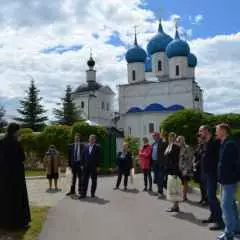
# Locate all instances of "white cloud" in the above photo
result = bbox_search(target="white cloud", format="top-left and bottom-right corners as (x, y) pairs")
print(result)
(195, 14), (203, 24)
(189, 14), (204, 25)
(0, 0), (239, 122)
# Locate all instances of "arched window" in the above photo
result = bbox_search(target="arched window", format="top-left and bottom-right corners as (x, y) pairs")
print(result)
(101, 101), (105, 110)
(176, 65), (180, 76)
(132, 70), (136, 81)
(81, 101), (84, 108)
(158, 60), (162, 71)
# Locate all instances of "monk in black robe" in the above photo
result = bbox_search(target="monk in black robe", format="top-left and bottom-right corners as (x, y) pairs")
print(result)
(0, 123), (31, 230)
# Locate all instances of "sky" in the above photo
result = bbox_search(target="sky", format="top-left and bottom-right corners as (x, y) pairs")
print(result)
(0, 0), (240, 120)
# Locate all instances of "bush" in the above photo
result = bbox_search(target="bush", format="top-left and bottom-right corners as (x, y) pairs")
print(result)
(71, 122), (107, 141)
(35, 125), (71, 159)
(161, 109), (208, 145)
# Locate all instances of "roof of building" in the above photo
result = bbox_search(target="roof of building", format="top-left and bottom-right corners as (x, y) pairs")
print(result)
(74, 81), (102, 94)
(166, 29), (190, 58)
(125, 32), (147, 63)
(188, 53), (197, 67)
(147, 20), (173, 55)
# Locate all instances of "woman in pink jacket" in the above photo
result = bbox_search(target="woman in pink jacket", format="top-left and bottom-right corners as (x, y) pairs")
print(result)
(138, 137), (152, 191)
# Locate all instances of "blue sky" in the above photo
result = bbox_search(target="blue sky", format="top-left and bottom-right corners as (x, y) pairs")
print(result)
(146, 0), (240, 38)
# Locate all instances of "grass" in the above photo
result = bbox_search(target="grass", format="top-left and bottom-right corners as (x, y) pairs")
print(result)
(25, 170), (46, 177)
(0, 206), (49, 240)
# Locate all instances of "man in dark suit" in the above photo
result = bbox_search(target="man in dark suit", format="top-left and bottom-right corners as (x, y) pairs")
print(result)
(198, 125), (224, 231)
(81, 134), (101, 198)
(66, 133), (84, 196)
(151, 132), (167, 198)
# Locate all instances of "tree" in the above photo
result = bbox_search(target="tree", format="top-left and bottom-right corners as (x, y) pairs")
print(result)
(15, 80), (47, 131)
(161, 109), (209, 145)
(0, 106), (7, 131)
(54, 85), (81, 126)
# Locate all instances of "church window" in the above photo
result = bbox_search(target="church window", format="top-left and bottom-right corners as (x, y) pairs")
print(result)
(101, 101), (105, 110)
(81, 101), (84, 108)
(106, 103), (110, 111)
(143, 125), (147, 135)
(128, 127), (131, 136)
(176, 65), (180, 76)
(132, 70), (136, 81)
(158, 60), (162, 71)
(149, 123), (154, 133)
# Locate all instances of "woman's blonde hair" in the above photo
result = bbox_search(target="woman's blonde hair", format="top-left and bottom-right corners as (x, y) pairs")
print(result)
(176, 135), (185, 145)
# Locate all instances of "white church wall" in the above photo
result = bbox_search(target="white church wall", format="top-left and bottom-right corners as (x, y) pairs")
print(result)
(188, 67), (195, 79)
(73, 90), (114, 127)
(119, 79), (194, 114)
(90, 91), (114, 127)
(151, 52), (169, 78)
(127, 62), (145, 83)
(169, 57), (188, 79)
(124, 112), (173, 142)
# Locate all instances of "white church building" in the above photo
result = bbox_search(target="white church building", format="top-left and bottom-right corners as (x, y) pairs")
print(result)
(72, 20), (203, 141)
(72, 54), (115, 127)
(118, 20), (203, 140)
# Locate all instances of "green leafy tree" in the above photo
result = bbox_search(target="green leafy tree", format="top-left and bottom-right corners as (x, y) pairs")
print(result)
(161, 109), (210, 145)
(54, 85), (82, 126)
(15, 80), (47, 131)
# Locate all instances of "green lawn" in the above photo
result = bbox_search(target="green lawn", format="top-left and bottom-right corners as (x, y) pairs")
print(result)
(0, 206), (49, 240)
(25, 170), (46, 177)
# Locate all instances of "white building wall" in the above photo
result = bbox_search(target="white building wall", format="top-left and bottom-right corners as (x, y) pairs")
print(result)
(124, 112), (173, 143)
(169, 57), (188, 79)
(188, 67), (195, 79)
(151, 52), (169, 78)
(119, 79), (194, 115)
(73, 89), (115, 127)
(86, 70), (96, 82)
(127, 63), (145, 83)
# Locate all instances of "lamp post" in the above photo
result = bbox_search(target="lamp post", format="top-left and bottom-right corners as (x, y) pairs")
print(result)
(87, 91), (96, 120)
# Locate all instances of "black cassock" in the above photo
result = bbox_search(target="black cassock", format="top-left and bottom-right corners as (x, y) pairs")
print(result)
(0, 136), (31, 229)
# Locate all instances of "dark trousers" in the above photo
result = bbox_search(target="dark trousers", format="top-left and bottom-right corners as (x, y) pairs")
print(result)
(83, 168), (97, 196)
(152, 162), (165, 194)
(143, 169), (152, 189)
(116, 172), (128, 188)
(200, 171), (208, 201)
(70, 163), (82, 194)
(204, 173), (222, 222)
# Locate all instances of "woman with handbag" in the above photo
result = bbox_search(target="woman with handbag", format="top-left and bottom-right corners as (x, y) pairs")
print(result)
(114, 142), (133, 191)
(165, 132), (181, 212)
(138, 137), (152, 191)
(176, 136), (194, 201)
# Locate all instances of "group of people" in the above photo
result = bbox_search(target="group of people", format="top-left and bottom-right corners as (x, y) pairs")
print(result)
(114, 132), (194, 213)
(113, 124), (240, 240)
(0, 122), (240, 240)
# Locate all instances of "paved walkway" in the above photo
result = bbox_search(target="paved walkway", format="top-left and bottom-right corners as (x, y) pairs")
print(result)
(38, 175), (221, 240)
(27, 174), (70, 207)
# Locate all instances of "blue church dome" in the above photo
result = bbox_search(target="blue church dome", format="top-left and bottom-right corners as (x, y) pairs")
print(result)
(166, 29), (190, 59)
(147, 20), (173, 55)
(125, 34), (147, 63)
(188, 53), (197, 67)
